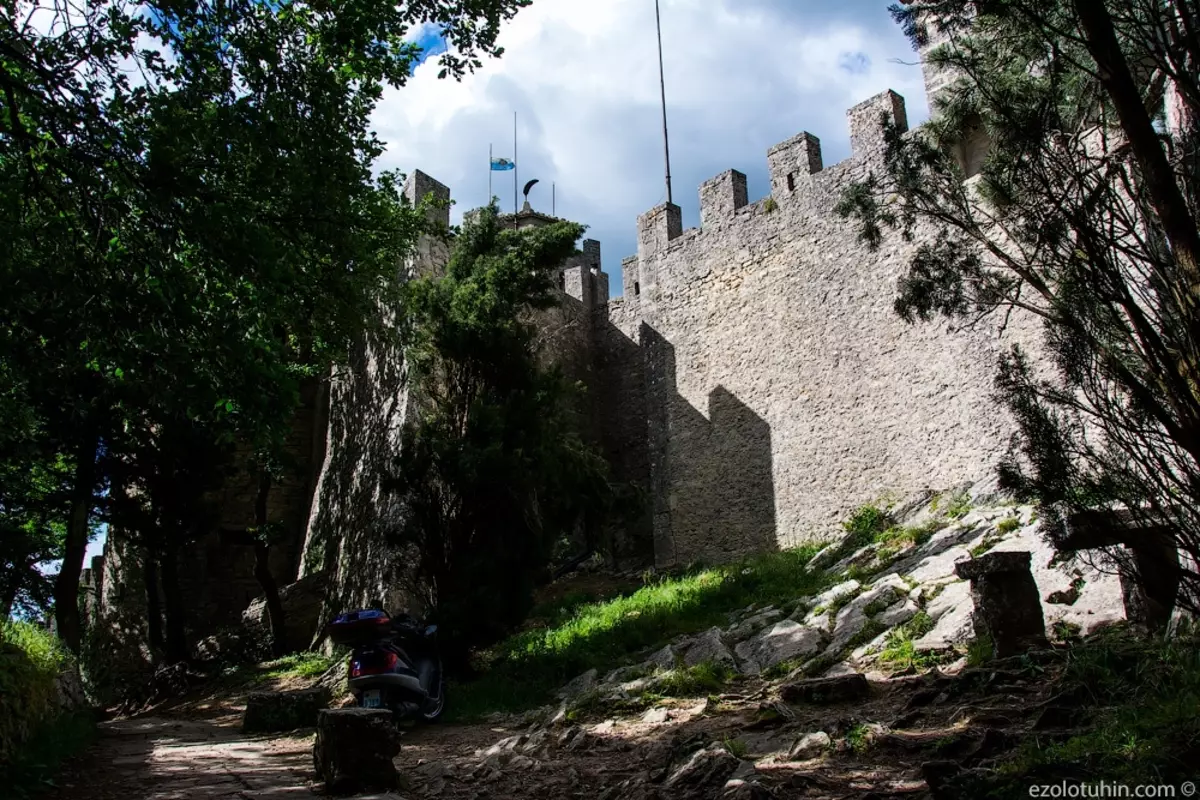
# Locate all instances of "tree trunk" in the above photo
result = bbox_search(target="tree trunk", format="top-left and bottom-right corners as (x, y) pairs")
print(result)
(159, 540), (189, 663)
(54, 438), (97, 652)
(254, 471), (289, 657)
(1075, 0), (1200, 295)
(143, 553), (164, 659)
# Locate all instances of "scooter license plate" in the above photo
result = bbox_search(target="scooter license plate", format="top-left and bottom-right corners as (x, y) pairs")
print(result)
(362, 690), (382, 709)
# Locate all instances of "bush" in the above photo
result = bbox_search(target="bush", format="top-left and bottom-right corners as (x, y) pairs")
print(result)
(0, 621), (69, 764)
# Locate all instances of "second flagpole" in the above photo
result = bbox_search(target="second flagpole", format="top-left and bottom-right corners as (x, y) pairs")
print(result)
(513, 111), (519, 224)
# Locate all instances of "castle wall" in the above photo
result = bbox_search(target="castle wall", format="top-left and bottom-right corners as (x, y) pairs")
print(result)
(613, 89), (1043, 566)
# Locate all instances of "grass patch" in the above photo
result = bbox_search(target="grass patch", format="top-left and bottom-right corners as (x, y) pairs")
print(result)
(723, 736), (749, 759)
(980, 627), (1200, 790)
(875, 521), (941, 561)
(995, 517), (1021, 535)
(652, 660), (731, 698)
(0, 622), (96, 798)
(845, 723), (873, 754)
(941, 489), (973, 519)
(878, 612), (944, 670)
(966, 633), (994, 667)
(969, 531), (1004, 558)
(260, 652), (337, 680)
(450, 544), (828, 719)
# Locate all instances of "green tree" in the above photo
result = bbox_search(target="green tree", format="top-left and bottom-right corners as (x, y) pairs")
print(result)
(385, 204), (622, 667)
(837, 1), (1200, 610)
(1, 0), (532, 655)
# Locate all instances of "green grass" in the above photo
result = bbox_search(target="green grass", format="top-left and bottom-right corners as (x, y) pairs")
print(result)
(722, 736), (749, 758)
(941, 489), (973, 519)
(260, 652), (337, 680)
(979, 627), (1200, 791)
(995, 517), (1021, 534)
(966, 633), (994, 666)
(878, 611), (943, 670)
(450, 544), (828, 719)
(845, 723), (873, 754)
(0, 622), (96, 798)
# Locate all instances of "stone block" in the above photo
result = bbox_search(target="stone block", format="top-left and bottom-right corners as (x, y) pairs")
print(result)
(955, 550), (1048, 658)
(243, 687), (331, 733)
(312, 708), (403, 795)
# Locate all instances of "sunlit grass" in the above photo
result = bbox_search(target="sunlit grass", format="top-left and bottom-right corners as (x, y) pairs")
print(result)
(450, 544), (828, 719)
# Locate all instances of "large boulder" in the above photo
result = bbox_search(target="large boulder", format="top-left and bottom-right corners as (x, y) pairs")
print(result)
(312, 708), (403, 794)
(243, 687), (331, 733)
(241, 570), (329, 652)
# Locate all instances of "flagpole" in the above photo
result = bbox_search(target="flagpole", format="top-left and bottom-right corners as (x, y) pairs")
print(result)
(489, 143), (493, 207)
(553, 182), (556, 217)
(513, 111), (519, 224)
(655, 0), (673, 205)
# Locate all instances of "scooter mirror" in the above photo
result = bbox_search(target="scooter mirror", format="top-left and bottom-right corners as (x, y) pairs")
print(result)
(424, 625), (438, 637)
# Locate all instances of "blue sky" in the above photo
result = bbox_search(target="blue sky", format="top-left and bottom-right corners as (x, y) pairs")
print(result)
(379, 0), (930, 294)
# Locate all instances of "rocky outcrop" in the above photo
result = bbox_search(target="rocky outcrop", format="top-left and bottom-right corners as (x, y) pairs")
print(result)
(552, 496), (1128, 709)
(241, 571), (329, 653)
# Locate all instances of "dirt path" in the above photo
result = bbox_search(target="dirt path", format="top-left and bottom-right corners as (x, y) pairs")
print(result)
(53, 657), (1065, 800)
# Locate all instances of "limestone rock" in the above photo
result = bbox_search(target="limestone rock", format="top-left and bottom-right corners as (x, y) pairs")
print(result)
(557, 668), (598, 700)
(734, 620), (823, 675)
(914, 580), (973, 650)
(664, 743), (741, 794)
(241, 570), (328, 653)
(642, 706), (670, 724)
(312, 708), (402, 795)
(678, 627), (737, 669)
(243, 687), (331, 733)
(726, 608), (783, 641)
(780, 673), (869, 705)
(723, 778), (777, 799)
(787, 731), (831, 760)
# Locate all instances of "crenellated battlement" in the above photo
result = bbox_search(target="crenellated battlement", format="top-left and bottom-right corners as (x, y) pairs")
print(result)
(623, 89), (911, 281)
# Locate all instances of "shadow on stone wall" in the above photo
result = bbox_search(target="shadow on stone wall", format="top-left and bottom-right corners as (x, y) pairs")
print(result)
(592, 313), (655, 566)
(641, 324), (777, 566)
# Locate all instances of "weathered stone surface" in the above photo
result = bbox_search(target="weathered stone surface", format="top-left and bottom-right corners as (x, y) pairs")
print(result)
(241, 571), (329, 653)
(787, 731), (831, 760)
(664, 743), (741, 794)
(734, 620), (823, 675)
(727, 609), (783, 641)
(678, 627), (737, 669)
(244, 687), (331, 733)
(955, 551), (1048, 658)
(556, 668), (598, 701)
(312, 708), (402, 794)
(914, 580), (973, 650)
(780, 673), (869, 705)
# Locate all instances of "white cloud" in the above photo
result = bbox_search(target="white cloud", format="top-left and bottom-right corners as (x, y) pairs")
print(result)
(370, 0), (932, 295)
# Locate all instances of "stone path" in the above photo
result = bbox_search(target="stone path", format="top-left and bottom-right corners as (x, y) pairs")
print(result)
(55, 716), (319, 800)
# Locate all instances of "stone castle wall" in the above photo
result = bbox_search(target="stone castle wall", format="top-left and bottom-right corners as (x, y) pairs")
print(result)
(602, 88), (1042, 566)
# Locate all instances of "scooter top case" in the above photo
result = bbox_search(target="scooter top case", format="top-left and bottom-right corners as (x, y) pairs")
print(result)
(328, 608), (394, 647)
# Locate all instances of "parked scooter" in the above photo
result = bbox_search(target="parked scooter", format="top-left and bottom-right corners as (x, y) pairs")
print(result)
(327, 608), (446, 722)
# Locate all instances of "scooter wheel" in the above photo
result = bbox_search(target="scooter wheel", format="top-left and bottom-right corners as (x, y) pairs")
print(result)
(421, 677), (447, 722)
